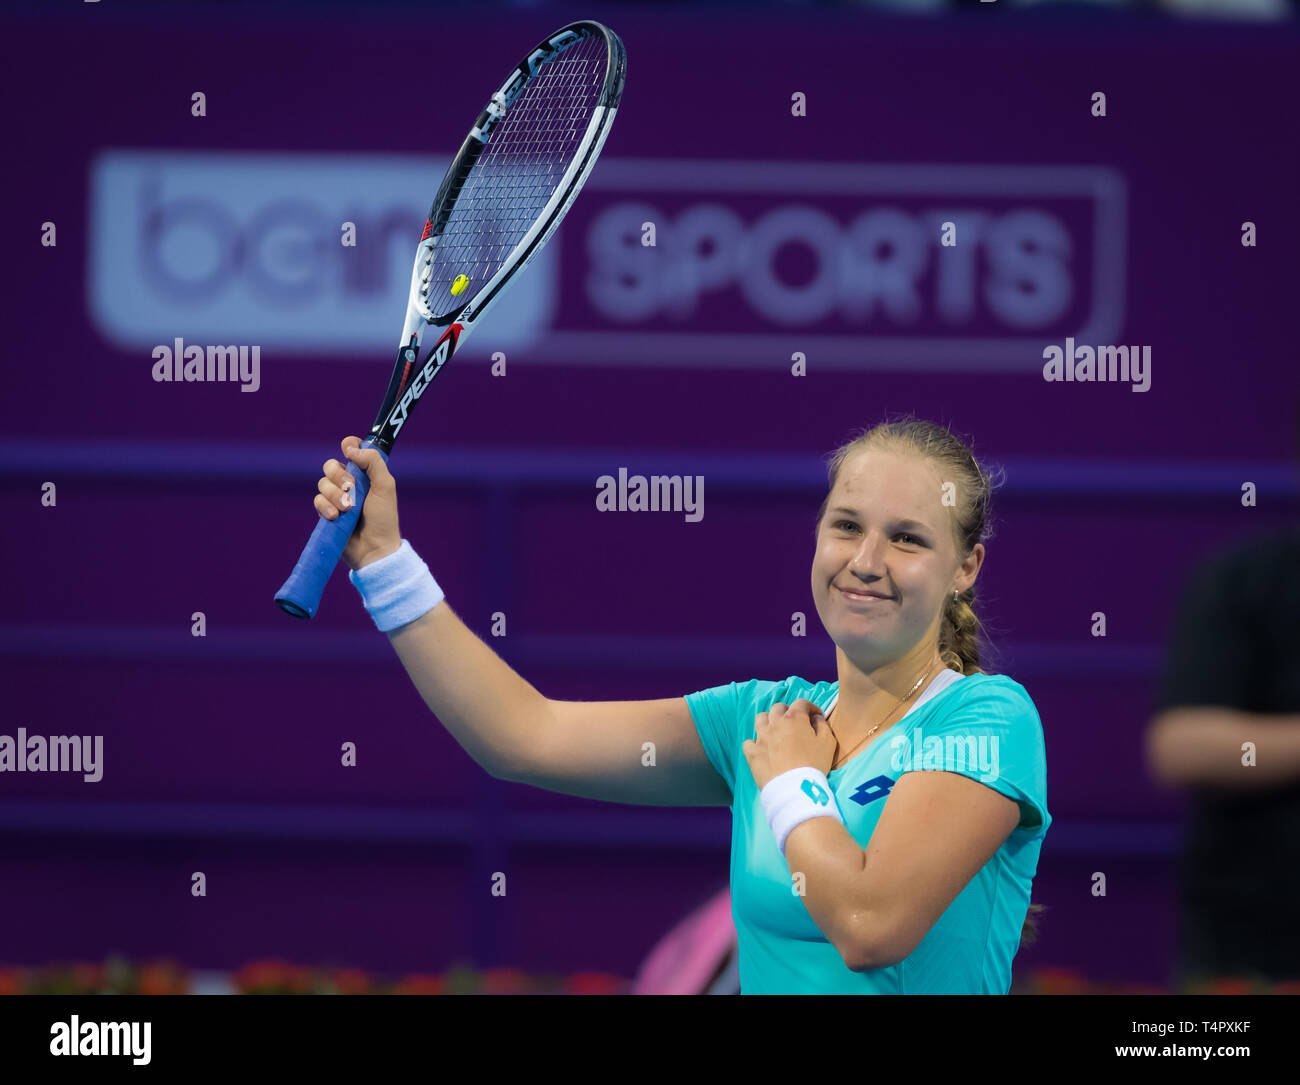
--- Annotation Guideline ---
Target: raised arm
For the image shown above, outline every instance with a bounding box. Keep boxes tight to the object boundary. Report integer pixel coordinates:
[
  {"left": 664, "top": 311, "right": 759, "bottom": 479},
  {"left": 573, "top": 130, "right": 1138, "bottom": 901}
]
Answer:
[
  {"left": 388, "top": 606, "right": 730, "bottom": 806},
  {"left": 315, "top": 437, "right": 732, "bottom": 808}
]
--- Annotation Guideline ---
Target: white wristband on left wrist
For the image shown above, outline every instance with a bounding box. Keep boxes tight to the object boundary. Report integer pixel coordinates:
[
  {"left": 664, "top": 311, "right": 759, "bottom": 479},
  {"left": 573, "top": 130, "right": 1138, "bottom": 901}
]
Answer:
[{"left": 759, "top": 766, "right": 845, "bottom": 855}]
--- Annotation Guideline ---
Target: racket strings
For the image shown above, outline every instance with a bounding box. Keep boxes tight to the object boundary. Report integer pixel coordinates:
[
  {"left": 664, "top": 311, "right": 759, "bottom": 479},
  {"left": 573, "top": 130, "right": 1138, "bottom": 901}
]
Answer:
[{"left": 424, "top": 35, "right": 608, "bottom": 319}]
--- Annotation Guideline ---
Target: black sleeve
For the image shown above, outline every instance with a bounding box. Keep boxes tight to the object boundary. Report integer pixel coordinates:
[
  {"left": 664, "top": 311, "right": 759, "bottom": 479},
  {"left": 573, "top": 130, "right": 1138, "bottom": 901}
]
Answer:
[{"left": 1156, "top": 549, "right": 1257, "bottom": 712}]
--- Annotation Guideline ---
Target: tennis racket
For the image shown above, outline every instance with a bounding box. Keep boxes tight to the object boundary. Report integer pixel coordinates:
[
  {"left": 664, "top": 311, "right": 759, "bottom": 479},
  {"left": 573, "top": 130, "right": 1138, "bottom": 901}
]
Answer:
[{"left": 275, "top": 19, "right": 626, "bottom": 619}]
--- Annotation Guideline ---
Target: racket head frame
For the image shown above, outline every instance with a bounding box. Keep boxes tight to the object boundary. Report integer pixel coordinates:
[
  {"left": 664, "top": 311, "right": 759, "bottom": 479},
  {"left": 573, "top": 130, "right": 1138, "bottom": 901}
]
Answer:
[{"left": 366, "top": 20, "right": 626, "bottom": 455}]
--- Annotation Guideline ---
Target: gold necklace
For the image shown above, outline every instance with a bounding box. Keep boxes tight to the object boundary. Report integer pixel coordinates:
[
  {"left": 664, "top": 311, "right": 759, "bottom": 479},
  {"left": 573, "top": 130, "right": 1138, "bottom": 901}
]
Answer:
[{"left": 828, "top": 658, "right": 940, "bottom": 770}]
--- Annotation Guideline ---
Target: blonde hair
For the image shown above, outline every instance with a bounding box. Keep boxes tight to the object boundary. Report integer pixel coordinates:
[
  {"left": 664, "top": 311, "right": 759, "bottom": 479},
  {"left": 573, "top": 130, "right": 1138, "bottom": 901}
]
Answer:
[{"left": 816, "top": 413, "right": 1045, "bottom": 945}]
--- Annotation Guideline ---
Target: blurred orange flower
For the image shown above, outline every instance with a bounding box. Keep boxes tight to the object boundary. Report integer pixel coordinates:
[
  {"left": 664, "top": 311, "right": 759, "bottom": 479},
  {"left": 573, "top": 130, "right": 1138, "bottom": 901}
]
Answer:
[
  {"left": 481, "top": 967, "right": 531, "bottom": 995},
  {"left": 1032, "top": 967, "right": 1090, "bottom": 995},
  {"left": 71, "top": 961, "right": 105, "bottom": 992},
  {"left": 1209, "top": 977, "right": 1254, "bottom": 995},
  {"left": 137, "top": 960, "right": 188, "bottom": 996},
  {"left": 234, "top": 958, "right": 296, "bottom": 993},
  {"left": 1118, "top": 982, "right": 1167, "bottom": 995},
  {"left": 393, "top": 974, "right": 446, "bottom": 996},
  {"left": 564, "top": 972, "right": 627, "bottom": 995},
  {"left": 330, "top": 968, "right": 371, "bottom": 995}
]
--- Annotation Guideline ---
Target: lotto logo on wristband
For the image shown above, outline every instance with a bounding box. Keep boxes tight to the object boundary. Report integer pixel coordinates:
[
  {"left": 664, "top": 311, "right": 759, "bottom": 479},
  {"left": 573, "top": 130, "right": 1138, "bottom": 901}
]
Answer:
[{"left": 800, "top": 779, "right": 830, "bottom": 806}]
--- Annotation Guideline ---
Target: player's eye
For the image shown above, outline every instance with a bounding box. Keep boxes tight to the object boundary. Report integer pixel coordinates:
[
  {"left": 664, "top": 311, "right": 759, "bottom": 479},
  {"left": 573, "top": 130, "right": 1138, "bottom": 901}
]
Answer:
[
  {"left": 833, "top": 520, "right": 858, "bottom": 532},
  {"left": 896, "top": 533, "right": 925, "bottom": 546}
]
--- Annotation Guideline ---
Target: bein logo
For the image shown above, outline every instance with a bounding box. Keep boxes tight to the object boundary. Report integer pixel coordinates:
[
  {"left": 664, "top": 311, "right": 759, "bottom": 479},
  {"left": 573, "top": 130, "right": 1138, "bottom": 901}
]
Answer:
[{"left": 88, "top": 151, "right": 552, "bottom": 353}]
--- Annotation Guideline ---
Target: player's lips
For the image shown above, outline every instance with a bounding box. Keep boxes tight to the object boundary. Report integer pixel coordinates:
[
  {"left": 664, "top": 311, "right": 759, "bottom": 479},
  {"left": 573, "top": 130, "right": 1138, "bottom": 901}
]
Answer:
[{"left": 837, "top": 586, "right": 895, "bottom": 602}]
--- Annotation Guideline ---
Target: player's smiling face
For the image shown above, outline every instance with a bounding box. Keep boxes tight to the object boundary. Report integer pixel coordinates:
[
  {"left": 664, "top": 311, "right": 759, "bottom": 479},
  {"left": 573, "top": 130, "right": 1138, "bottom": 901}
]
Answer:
[{"left": 812, "top": 449, "right": 958, "bottom": 659}]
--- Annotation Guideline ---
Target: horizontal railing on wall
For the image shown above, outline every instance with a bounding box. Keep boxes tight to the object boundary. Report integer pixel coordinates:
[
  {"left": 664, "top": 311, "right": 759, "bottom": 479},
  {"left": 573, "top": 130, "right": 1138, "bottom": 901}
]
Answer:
[
  {"left": 9, "top": 438, "right": 1300, "bottom": 497},
  {"left": 0, "top": 798, "right": 1177, "bottom": 856},
  {"left": 0, "top": 626, "right": 1165, "bottom": 675}
]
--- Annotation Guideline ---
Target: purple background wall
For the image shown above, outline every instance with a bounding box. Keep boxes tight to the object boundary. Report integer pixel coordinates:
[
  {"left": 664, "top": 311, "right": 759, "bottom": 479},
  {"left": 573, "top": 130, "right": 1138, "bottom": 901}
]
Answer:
[{"left": 2, "top": 3, "right": 1298, "bottom": 985}]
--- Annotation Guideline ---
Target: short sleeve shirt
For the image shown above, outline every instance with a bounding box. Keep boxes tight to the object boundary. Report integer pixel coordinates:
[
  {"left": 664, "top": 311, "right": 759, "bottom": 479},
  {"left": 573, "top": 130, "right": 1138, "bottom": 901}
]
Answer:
[{"left": 685, "top": 670, "right": 1051, "bottom": 994}]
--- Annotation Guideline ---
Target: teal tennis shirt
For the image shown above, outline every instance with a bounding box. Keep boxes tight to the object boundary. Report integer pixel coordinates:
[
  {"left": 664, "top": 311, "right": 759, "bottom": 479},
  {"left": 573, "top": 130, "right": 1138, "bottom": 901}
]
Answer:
[{"left": 684, "top": 670, "right": 1050, "bottom": 994}]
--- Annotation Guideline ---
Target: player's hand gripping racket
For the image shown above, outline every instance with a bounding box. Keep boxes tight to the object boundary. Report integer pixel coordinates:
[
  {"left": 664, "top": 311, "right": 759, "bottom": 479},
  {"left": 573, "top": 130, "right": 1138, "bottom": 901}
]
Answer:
[{"left": 276, "top": 20, "right": 626, "bottom": 618}]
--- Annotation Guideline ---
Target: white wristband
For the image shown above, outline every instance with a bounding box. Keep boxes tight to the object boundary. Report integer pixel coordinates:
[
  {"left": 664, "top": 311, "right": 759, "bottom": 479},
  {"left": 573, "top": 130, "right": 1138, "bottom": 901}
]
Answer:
[
  {"left": 760, "top": 767, "right": 845, "bottom": 856},
  {"left": 348, "top": 539, "right": 445, "bottom": 632}
]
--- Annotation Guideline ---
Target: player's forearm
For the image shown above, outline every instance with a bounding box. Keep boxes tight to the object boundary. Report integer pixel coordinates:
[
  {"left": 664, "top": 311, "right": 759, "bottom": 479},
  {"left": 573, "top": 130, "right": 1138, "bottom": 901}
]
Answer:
[
  {"left": 1146, "top": 708, "right": 1300, "bottom": 789},
  {"left": 783, "top": 817, "right": 892, "bottom": 971},
  {"left": 385, "top": 600, "right": 551, "bottom": 780}
]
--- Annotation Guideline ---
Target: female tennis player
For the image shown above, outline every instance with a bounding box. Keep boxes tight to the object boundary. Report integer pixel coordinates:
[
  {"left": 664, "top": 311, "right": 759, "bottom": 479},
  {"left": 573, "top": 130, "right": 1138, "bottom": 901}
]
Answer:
[{"left": 311, "top": 416, "right": 1050, "bottom": 994}]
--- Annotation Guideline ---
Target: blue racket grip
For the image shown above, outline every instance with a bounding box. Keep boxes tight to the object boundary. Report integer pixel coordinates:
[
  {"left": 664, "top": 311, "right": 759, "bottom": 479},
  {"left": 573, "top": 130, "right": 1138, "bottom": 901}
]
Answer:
[{"left": 275, "top": 442, "right": 388, "bottom": 619}]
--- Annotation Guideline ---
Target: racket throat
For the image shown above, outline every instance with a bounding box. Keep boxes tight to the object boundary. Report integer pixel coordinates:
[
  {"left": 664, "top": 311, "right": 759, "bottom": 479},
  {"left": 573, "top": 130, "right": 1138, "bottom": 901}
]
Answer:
[{"left": 369, "top": 323, "right": 463, "bottom": 453}]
